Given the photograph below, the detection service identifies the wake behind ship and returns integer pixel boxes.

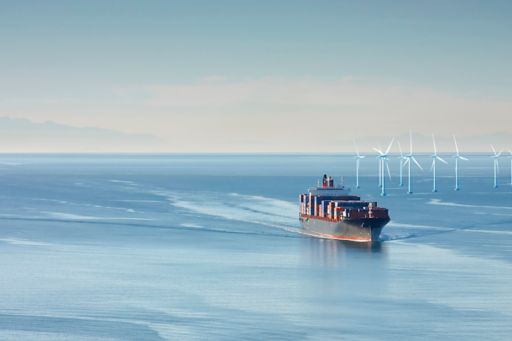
[299,175,390,242]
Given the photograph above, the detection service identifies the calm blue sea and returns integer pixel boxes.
[0,154,511,340]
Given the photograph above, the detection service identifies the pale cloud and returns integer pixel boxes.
[2,77,511,152]
[142,77,509,116]
[137,77,511,147]
[145,76,377,108]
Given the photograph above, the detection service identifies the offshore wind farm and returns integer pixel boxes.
[353,132,511,195]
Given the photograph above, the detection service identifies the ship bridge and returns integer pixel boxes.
[308,174,350,196]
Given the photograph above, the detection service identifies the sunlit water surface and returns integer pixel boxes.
[0,154,511,340]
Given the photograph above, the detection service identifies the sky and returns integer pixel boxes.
[0,0,511,152]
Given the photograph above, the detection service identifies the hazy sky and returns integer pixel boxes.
[1,0,511,152]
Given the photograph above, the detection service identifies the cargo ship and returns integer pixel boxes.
[299,175,390,242]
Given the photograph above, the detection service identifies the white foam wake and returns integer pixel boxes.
[109,179,137,186]
[180,223,204,229]
[388,221,454,231]
[0,238,51,246]
[464,229,512,236]
[156,189,300,234]
[42,212,154,221]
[429,198,512,210]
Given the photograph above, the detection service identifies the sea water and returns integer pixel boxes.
[0,154,511,340]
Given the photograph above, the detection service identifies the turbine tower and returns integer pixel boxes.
[490,145,502,188]
[397,140,407,187]
[373,138,394,196]
[404,132,423,194]
[452,135,468,191]
[431,134,447,192]
[353,140,365,189]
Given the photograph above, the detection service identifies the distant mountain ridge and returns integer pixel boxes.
[0,116,162,152]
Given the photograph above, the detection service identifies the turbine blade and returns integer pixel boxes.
[460,156,469,161]
[386,162,392,179]
[397,140,403,157]
[412,156,423,170]
[491,144,496,155]
[497,150,503,157]
[430,159,435,171]
[373,147,384,155]
[385,138,395,155]
[437,156,448,164]
[453,135,459,154]
[432,134,437,154]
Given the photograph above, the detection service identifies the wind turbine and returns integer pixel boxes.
[430,134,448,192]
[404,132,423,194]
[353,140,365,189]
[397,140,407,187]
[452,135,468,191]
[373,138,394,196]
[490,145,502,188]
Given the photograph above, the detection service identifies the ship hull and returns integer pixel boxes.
[299,216,389,242]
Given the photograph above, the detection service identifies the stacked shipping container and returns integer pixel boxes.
[299,194,388,221]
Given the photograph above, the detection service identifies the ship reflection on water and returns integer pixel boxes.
[299,237,390,301]
[301,237,387,268]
